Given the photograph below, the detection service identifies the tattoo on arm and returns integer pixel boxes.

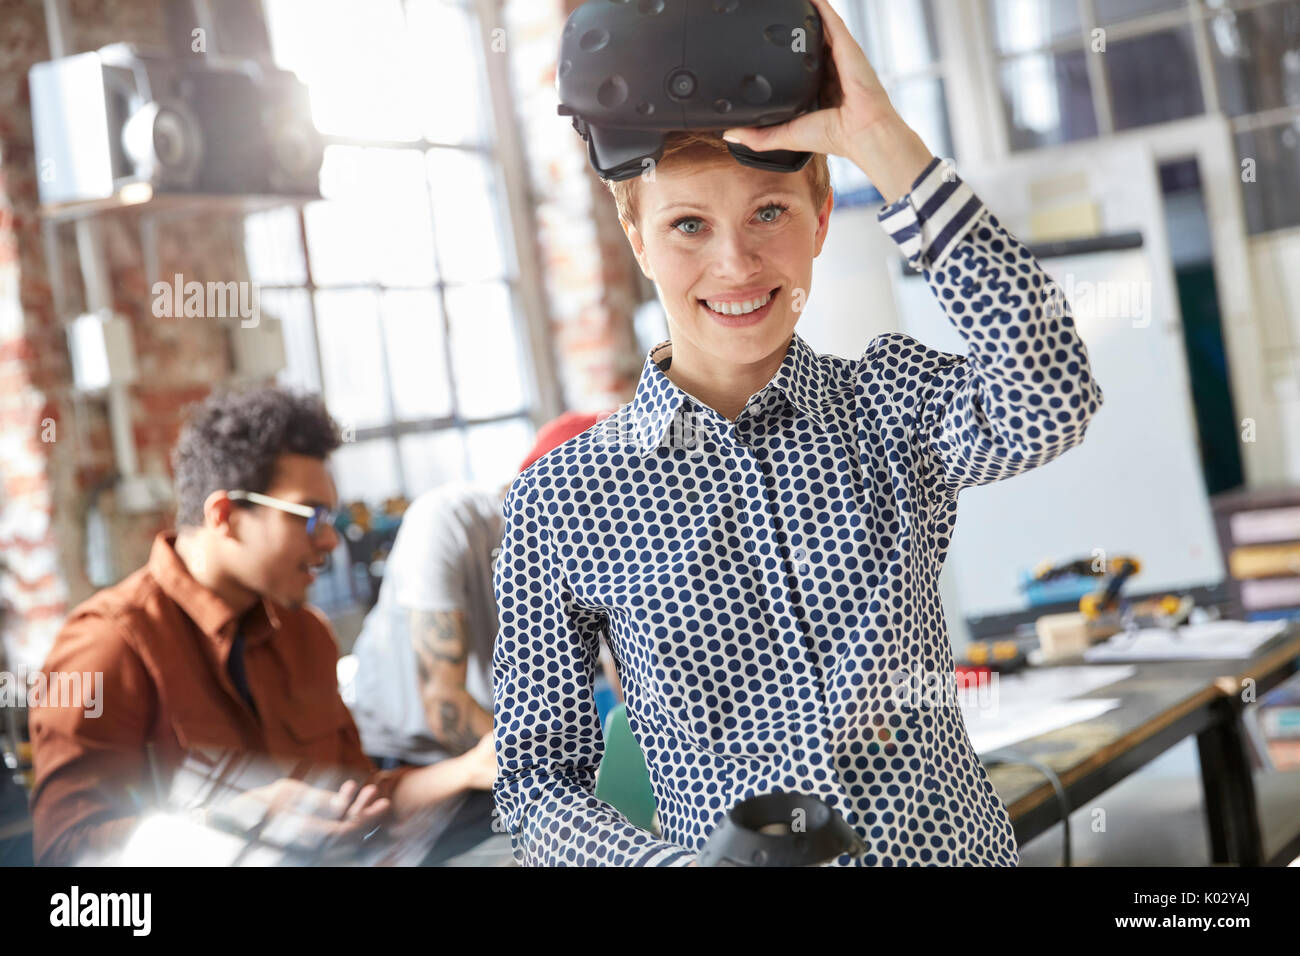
[438,701,480,754]
[411,610,468,673]
[409,610,488,754]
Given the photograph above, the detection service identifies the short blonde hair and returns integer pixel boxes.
[603,130,831,229]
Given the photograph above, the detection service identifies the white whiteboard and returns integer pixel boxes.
[890,244,1224,624]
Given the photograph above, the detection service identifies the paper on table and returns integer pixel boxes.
[1082,618,1287,663]
[961,698,1122,754]
[947,664,1133,754]
[970,664,1136,706]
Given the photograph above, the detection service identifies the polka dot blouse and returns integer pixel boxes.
[491,157,1105,866]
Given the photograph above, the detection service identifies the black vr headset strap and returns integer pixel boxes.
[726,142,813,174]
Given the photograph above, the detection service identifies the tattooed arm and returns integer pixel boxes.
[409,609,493,755]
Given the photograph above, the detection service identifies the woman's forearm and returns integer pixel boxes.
[847,116,935,205]
[866,157,1106,496]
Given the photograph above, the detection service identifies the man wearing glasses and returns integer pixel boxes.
[27,386,496,865]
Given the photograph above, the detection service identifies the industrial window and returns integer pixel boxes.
[833,0,957,206]
[242,0,539,510]
[987,0,1300,234]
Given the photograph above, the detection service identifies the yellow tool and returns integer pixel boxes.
[1030,555,1195,656]
[966,640,1022,665]
[1031,555,1142,621]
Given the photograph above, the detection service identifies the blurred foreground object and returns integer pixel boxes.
[92,748,450,866]
[697,792,866,867]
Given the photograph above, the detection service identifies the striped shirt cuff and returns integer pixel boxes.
[638,844,697,866]
[877,156,985,272]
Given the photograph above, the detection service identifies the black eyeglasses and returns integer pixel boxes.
[227,490,338,537]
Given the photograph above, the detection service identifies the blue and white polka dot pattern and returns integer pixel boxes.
[491,159,1105,866]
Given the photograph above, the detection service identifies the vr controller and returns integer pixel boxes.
[556,0,825,182]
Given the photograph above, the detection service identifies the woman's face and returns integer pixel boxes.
[622,156,834,369]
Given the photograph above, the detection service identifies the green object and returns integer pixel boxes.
[1172,262,1244,495]
[594,703,657,832]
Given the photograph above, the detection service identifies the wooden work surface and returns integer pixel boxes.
[987,623,1300,821]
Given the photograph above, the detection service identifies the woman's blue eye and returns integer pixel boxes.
[670,203,789,236]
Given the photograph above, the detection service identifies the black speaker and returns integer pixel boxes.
[30,43,322,205]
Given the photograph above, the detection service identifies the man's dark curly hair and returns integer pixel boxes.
[171,385,341,528]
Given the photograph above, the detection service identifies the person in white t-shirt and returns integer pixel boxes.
[351,482,506,770]
[348,412,614,861]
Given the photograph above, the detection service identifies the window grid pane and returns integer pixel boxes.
[1105,26,1206,130]
[838,0,956,198]
[1236,119,1300,234]
[890,76,954,160]
[314,288,391,430]
[399,428,470,497]
[987,0,1300,237]
[332,438,403,504]
[989,0,1084,54]
[443,281,528,419]
[312,145,438,286]
[1211,0,1300,118]
[380,289,453,421]
[999,49,1100,150]
[261,288,320,394]
[243,206,307,284]
[858,0,940,76]
[465,417,537,489]
[1095,0,1188,26]
[427,148,510,283]
[405,0,495,147]
[264,0,422,141]
[250,0,544,510]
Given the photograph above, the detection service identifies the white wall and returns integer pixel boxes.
[1247,227,1300,484]
[797,203,904,359]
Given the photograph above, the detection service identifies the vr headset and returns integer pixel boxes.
[556,0,825,182]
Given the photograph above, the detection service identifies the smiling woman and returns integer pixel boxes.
[603,131,838,422]
[489,0,1106,869]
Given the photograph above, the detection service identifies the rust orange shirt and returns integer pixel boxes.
[28,532,409,865]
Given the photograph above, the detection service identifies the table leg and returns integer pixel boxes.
[1196,696,1264,866]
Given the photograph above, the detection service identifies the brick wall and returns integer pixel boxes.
[504,0,647,413]
[0,0,241,671]
[1,0,68,673]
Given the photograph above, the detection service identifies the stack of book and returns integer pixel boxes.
[1210,486,1300,622]
[1258,674,1300,771]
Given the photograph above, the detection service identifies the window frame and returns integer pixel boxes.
[833,0,959,205]
[968,0,1300,235]
[248,0,561,502]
